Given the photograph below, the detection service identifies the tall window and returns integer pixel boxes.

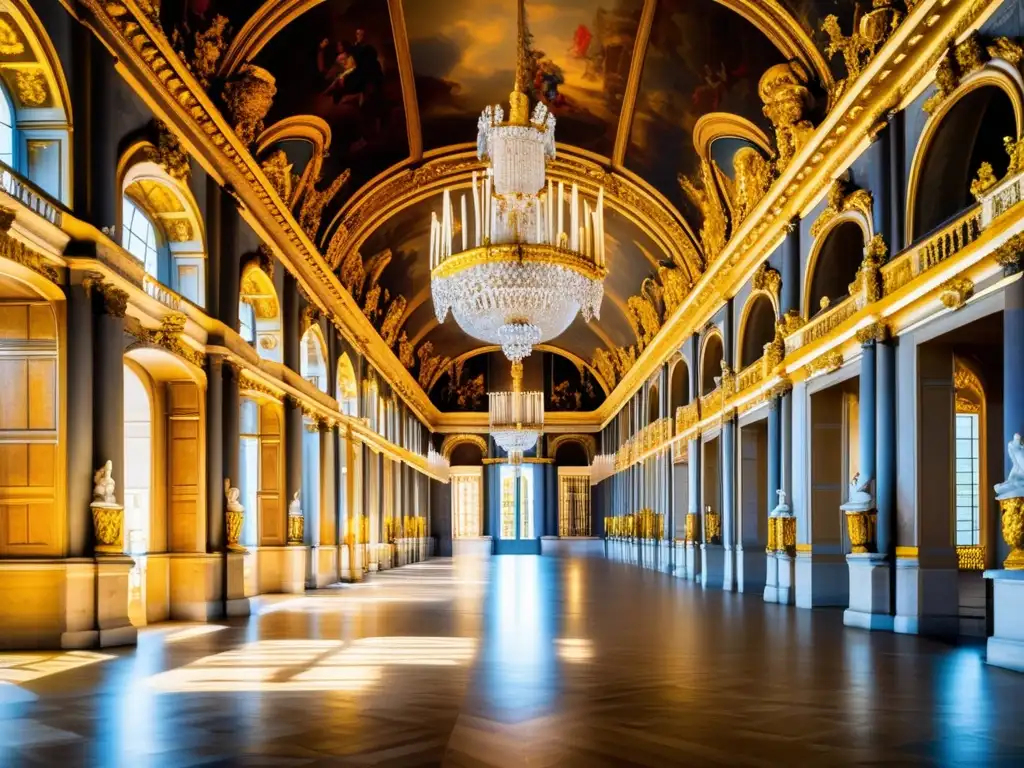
[239,300,256,344]
[122,198,159,276]
[0,84,13,168]
[955,413,981,546]
[239,398,260,546]
[451,470,482,538]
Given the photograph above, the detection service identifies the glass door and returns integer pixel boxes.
[495,465,539,554]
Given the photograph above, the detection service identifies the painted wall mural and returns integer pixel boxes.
[406,0,644,156]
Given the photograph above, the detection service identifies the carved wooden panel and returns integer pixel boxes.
[0,302,58,556]
[167,381,202,552]
[259,403,283,546]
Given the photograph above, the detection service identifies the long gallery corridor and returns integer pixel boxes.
[1,556,1023,767]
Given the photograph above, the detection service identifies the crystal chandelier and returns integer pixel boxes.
[489,361,544,469]
[430,0,607,363]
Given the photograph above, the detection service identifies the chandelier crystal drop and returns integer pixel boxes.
[429,0,607,364]
[489,361,544,471]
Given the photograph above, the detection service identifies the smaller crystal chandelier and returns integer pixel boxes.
[489,361,544,469]
[430,0,607,363]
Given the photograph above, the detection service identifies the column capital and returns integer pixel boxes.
[855,320,893,346]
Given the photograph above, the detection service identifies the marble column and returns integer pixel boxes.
[223,365,241,500]
[218,197,241,329]
[93,285,127,511]
[316,423,337,586]
[205,356,225,552]
[204,180,222,322]
[844,334,892,630]
[66,278,95,556]
[778,387,796,603]
[721,301,736,590]
[687,437,701,580]
[876,337,897,563]
[283,275,303,522]
[764,395,782,602]
[545,463,556,537]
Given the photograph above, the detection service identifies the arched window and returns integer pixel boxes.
[806,221,865,317]
[739,294,776,368]
[121,198,160,276]
[337,353,357,416]
[0,83,13,168]
[239,265,282,362]
[701,333,724,396]
[239,300,256,344]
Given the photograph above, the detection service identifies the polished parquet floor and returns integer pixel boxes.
[1,555,1023,767]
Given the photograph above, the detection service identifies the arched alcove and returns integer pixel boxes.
[450,442,484,467]
[912,84,1019,241]
[299,324,328,393]
[701,332,724,396]
[806,221,865,317]
[648,384,660,424]
[337,352,357,415]
[739,294,776,368]
[554,441,589,467]
[669,358,690,412]
[240,264,282,362]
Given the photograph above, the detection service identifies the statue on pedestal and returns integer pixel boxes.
[770,489,790,517]
[840,472,873,512]
[994,433,1024,500]
[287,491,304,544]
[225,478,247,553]
[91,460,124,555]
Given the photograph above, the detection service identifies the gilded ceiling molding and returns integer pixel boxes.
[548,434,597,464]
[322,147,703,281]
[386,0,422,160]
[426,344,612,397]
[255,115,332,208]
[217,0,325,77]
[715,0,834,97]
[692,113,774,166]
[611,0,657,168]
[440,433,488,461]
[83,0,991,435]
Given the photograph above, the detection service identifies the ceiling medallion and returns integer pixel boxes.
[429,0,607,365]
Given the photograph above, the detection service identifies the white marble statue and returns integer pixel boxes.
[224,479,243,513]
[840,472,873,512]
[92,460,117,505]
[995,433,1024,500]
[770,489,791,517]
[288,491,302,517]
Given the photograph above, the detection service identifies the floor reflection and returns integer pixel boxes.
[1,555,1023,766]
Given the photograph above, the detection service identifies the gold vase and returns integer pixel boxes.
[1000,497,1024,569]
[226,509,246,552]
[766,517,778,553]
[845,509,876,554]
[91,504,124,555]
[779,516,797,556]
[685,512,697,542]
[287,514,304,545]
[705,511,721,545]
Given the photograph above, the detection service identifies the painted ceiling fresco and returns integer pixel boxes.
[167,0,878,407]
[405,0,644,156]
[251,2,409,215]
[625,0,785,213]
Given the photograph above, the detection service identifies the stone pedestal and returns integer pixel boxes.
[310,544,338,588]
[843,553,894,631]
[168,554,225,621]
[795,546,848,608]
[700,544,725,589]
[90,502,124,555]
[95,556,137,647]
[893,552,959,636]
[777,553,796,604]
[225,552,251,617]
[723,544,737,592]
[763,551,780,603]
[683,541,700,580]
[984,570,1024,672]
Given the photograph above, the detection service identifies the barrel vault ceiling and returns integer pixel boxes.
[165,0,855,399]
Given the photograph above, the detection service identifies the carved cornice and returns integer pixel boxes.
[0,226,61,284]
[939,276,975,309]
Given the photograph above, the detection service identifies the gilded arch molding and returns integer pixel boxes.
[548,434,597,464]
[906,61,1024,245]
[440,433,488,461]
[255,115,333,208]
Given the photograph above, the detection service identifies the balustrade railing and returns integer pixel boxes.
[0,162,64,227]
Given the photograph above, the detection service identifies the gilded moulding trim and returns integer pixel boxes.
[482,457,555,465]
[85,0,442,427]
[611,0,657,167]
[440,433,488,461]
[600,0,993,429]
[386,0,422,160]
